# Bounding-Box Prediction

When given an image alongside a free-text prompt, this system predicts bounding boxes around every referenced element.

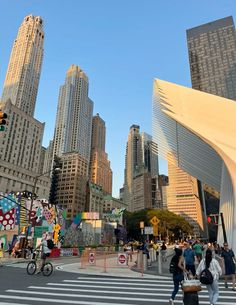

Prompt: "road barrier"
[80,249,145,275]
[79,247,166,276]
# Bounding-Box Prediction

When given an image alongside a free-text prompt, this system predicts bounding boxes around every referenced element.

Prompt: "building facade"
[55,152,88,219]
[133,171,152,211]
[86,182,104,216]
[0,101,49,197]
[0,15,50,198]
[53,65,93,162]
[2,15,44,116]
[43,140,54,174]
[187,16,236,100]
[123,125,159,212]
[123,125,143,212]
[166,155,204,236]
[89,113,112,194]
[91,113,105,151]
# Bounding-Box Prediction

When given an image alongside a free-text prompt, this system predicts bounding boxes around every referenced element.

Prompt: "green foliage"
[124,208,193,241]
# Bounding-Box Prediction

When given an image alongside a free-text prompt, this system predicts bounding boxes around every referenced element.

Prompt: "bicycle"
[26,250,53,276]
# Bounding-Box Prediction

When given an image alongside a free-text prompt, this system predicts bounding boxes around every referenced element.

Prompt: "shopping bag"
[182,272,202,292]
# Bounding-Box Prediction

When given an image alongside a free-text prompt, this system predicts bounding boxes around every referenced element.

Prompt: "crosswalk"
[0,275,236,305]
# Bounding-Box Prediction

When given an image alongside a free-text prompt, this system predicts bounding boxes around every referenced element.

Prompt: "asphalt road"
[0,264,80,292]
[0,263,236,305]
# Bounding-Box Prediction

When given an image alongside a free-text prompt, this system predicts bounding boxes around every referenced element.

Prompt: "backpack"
[169,257,176,274]
[47,239,54,250]
[199,268,213,285]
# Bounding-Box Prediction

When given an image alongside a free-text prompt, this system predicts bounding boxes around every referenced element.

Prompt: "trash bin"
[183,291,199,305]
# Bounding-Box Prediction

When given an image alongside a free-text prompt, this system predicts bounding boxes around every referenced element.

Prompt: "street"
[0,263,236,305]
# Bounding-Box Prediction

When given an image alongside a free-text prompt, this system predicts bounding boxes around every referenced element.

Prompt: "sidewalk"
[57,251,172,279]
[1,250,173,279]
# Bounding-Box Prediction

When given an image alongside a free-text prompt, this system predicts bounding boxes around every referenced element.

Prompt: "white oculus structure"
[152,78,236,253]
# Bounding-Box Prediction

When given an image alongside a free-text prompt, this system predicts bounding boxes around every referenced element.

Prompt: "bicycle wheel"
[26,261,36,275]
[42,262,53,276]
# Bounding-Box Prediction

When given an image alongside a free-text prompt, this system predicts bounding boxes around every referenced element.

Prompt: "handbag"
[182,272,202,293]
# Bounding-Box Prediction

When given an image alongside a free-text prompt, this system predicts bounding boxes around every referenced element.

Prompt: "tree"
[124,208,193,242]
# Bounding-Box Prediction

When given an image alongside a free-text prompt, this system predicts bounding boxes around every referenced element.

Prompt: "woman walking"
[196,249,222,305]
[221,243,236,290]
[169,248,185,305]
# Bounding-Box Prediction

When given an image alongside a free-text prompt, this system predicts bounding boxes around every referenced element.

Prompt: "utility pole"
[220,212,227,244]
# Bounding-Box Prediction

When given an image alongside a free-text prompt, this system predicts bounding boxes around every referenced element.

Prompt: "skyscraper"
[141,132,158,177]
[187,16,236,238]
[91,113,105,152]
[187,16,236,100]
[89,113,112,194]
[123,126,159,211]
[52,65,93,213]
[0,15,49,198]
[2,15,44,116]
[166,154,204,236]
[123,125,143,212]
[53,65,93,162]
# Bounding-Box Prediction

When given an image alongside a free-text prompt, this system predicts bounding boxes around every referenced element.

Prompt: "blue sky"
[0,1,236,197]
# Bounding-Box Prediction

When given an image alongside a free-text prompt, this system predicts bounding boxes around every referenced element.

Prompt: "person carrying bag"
[196,249,222,305]
[182,272,201,305]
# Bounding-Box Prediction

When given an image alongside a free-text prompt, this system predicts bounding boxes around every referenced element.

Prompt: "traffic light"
[207,214,219,225]
[0,111,7,131]
[207,216,212,224]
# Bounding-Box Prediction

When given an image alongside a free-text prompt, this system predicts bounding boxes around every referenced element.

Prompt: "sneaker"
[169,299,174,305]
[35,270,41,274]
[232,288,236,291]
[225,282,228,288]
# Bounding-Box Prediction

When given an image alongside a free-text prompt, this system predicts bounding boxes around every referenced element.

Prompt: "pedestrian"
[169,247,185,305]
[160,241,167,262]
[192,240,203,263]
[183,242,196,275]
[196,249,222,305]
[124,243,133,264]
[152,241,159,259]
[143,240,151,266]
[221,243,236,290]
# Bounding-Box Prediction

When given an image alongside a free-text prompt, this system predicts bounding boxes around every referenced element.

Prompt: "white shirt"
[41,239,51,254]
[196,258,222,280]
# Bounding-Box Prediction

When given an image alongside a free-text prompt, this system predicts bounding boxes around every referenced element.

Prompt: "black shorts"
[41,252,50,260]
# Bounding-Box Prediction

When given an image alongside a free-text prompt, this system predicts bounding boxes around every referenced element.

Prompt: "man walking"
[183,242,196,275]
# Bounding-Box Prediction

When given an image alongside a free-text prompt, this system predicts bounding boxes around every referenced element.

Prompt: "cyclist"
[35,232,52,274]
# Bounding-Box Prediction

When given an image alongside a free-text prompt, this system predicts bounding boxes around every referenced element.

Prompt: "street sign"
[139,221,145,229]
[144,226,153,234]
[88,252,96,265]
[150,216,160,226]
[117,253,127,265]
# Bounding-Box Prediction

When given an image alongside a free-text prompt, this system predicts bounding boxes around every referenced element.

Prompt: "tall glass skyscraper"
[2,15,44,116]
[187,16,236,239]
[187,16,236,100]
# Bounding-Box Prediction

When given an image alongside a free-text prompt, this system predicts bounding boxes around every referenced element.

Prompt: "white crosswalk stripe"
[0,275,236,305]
